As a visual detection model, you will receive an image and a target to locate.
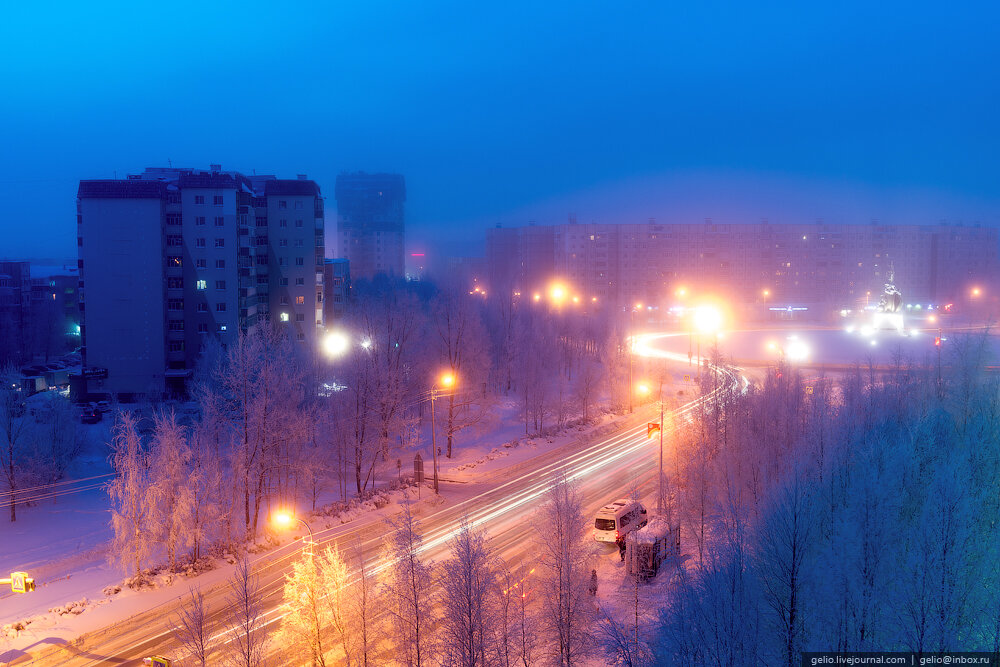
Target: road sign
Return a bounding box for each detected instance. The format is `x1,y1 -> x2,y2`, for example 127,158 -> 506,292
83,367 -> 109,380
8,571 -> 34,594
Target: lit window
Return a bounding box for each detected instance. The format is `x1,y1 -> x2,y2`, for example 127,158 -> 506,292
296,296 -> 305,304
280,312 -> 289,322
219,324 -> 228,332
196,280 -> 207,290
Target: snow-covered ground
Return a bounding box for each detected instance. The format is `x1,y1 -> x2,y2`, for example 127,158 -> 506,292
0,393 -> 643,660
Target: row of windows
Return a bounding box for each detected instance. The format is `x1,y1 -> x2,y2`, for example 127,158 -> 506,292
193,216 -> 226,226
193,195 -> 225,206
194,238 -> 227,248
277,200 -> 305,210
195,279 -> 228,290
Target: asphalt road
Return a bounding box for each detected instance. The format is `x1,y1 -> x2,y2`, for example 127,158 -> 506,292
17,356 -> 740,666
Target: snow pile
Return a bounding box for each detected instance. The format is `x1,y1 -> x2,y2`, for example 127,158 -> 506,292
630,517 -> 672,545
452,438 -> 530,471
48,598 -> 90,616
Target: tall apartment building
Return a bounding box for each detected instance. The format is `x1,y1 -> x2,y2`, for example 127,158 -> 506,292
487,221 -> 999,315
77,166 -> 325,397
335,172 -> 405,278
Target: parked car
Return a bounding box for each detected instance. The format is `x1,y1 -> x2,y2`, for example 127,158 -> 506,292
80,409 -> 102,424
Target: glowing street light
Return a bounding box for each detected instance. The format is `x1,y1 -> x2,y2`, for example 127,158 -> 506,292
430,372 -> 457,494
785,338 -> 810,363
971,286 -> 982,298
322,331 -> 350,358
272,511 -> 315,560
549,283 -> 567,304
693,306 -> 722,334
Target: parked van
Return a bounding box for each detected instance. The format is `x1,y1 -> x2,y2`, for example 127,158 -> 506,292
593,498 -> 647,543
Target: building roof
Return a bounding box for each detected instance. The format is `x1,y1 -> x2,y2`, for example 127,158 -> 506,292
264,179 -> 320,197
77,180 -> 167,199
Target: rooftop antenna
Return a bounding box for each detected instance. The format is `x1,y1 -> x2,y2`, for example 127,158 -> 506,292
167,158 -> 172,168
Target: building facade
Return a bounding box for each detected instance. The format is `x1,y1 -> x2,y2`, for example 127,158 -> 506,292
322,258 -> 351,325
335,172 -> 405,279
487,220 -> 999,316
77,166 -> 325,396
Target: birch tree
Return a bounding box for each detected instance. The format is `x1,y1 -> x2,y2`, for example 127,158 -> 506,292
173,587 -> 212,667
146,409 -> 193,570
0,363 -> 30,522
106,411 -> 152,579
224,556 -> 270,667
535,476 -> 592,666
439,519 -> 499,667
382,500 -> 435,667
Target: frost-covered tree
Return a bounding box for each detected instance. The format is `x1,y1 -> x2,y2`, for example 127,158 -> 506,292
348,535 -> 379,667
535,475 -> 592,666
381,499 -> 435,667
173,587 -> 212,667
279,554 -> 328,667
439,519 -> 499,667
0,363 -> 31,521
146,409 -> 193,569
317,545 -> 353,665
224,556 -> 270,667
106,411 -> 152,578
431,285 -> 494,457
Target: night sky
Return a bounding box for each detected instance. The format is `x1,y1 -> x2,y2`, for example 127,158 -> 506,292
2,1 -> 998,260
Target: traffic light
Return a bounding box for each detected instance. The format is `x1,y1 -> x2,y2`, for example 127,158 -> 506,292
10,571 -> 34,594
934,337 -> 941,347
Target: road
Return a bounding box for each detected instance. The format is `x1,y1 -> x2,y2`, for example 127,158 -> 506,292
18,340 -> 741,666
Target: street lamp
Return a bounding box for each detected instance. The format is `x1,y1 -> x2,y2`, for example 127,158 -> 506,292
322,330 -> 350,358
430,372 -> 456,494
693,305 -> 722,372
273,511 -> 315,560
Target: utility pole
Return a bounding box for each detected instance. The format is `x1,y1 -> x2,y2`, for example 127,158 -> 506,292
430,390 -> 439,494
936,326 -> 943,398
657,379 -> 664,515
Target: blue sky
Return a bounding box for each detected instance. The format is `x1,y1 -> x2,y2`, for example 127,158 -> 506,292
1,1 -> 998,259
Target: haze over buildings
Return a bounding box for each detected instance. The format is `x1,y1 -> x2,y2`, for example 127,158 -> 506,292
487,220 -> 999,315
335,173 -> 406,279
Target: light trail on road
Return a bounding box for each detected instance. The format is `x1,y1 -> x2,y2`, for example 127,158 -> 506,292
20,332 -> 745,666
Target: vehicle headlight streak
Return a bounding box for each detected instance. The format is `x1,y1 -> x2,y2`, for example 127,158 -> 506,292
165,332 -> 746,655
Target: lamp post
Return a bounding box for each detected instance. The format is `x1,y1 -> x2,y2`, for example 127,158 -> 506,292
638,380 -> 667,516
273,511 -> 315,561
430,373 -> 456,494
